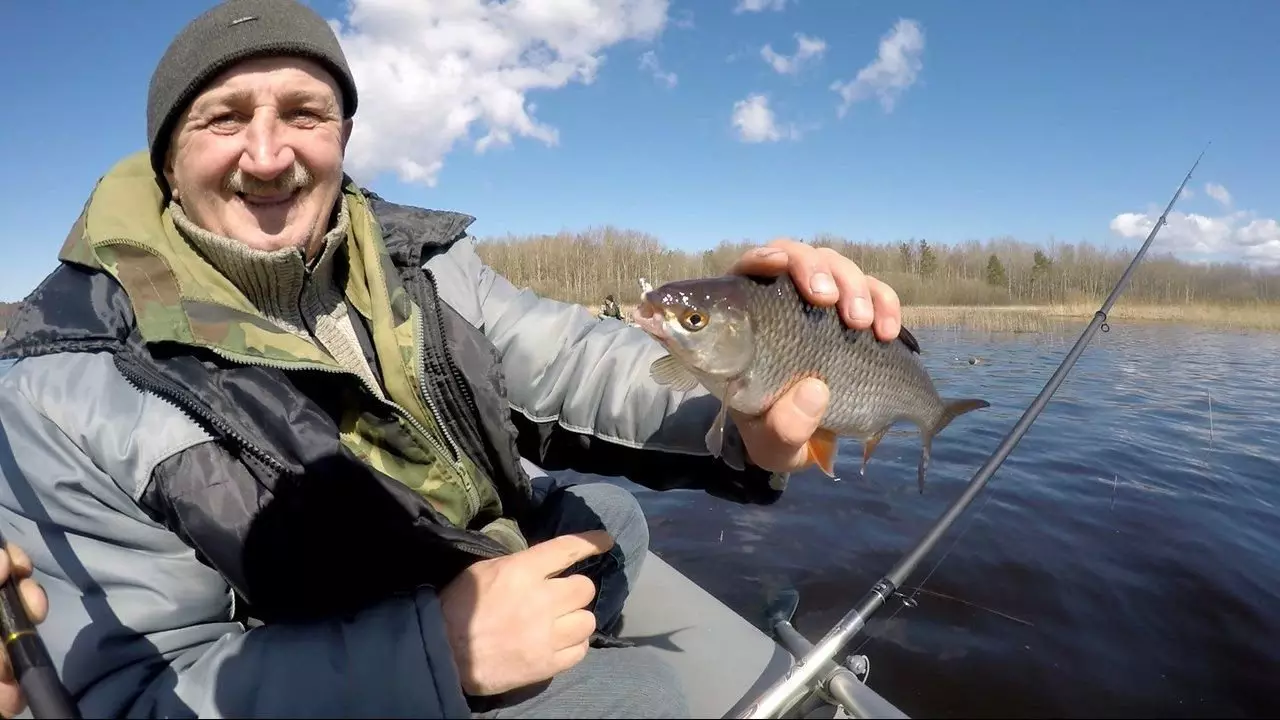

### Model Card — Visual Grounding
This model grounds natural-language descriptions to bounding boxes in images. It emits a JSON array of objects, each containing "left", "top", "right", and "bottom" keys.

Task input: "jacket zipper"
[
  {"left": 115, "top": 358, "right": 286, "bottom": 475},
  {"left": 420, "top": 269, "right": 483, "bottom": 452},
  {"left": 412, "top": 268, "right": 487, "bottom": 516}
]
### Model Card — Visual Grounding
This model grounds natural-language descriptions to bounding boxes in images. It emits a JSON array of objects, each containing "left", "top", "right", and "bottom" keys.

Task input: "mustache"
[{"left": 223, "top": 162, "right": 314, "bottom": 196}]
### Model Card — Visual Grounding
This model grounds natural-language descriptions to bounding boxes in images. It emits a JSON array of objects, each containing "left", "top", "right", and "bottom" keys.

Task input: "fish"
[{"left": 631, "top": 272, "right": 990, "bottom": 493}]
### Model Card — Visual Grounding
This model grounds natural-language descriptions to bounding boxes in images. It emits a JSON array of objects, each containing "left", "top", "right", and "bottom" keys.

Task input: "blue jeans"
[{"left": 471, "top": 479, "right": 689, "bottom": 719}]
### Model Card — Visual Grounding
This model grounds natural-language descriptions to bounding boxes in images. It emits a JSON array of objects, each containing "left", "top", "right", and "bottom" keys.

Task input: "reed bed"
[{"left": 587, "top": 302, "right": 1280, "bottom": 333}]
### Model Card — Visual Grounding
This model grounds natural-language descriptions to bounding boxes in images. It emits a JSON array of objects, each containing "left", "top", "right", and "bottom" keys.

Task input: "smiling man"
[{"left": 0, "top": 1, "right": 904, "bottom": 718}]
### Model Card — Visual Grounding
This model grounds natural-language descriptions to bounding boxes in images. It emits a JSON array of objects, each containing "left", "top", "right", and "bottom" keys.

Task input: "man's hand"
[
  {"left": 439, "top": 530, "right": 614, "bottom": 697},
  {"left": 0, "top": 542, "right": 49, "bottom": 719},
  {"left": 726, "top": 239, "right": 903, "bottom": 474}
]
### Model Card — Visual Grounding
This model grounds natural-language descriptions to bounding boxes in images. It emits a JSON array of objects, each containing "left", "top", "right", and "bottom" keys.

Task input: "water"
[{"left": 562, "top": 321, "right": 1280, "bottom": 719}]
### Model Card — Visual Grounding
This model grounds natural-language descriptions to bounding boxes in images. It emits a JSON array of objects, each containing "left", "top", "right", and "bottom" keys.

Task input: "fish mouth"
[{"left": 632, "top": 293, "right": 668, "bottom": 341}]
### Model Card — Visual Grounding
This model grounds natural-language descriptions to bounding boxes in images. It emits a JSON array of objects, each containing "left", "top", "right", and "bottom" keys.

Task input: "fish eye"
[{"left": 679, "top": 310, "right": 708, "bottom": 332}]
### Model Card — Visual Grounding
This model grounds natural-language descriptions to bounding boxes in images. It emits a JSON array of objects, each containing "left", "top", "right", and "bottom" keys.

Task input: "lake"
[{"left": 562, "top": 320, "right": 1280, "bottom": 719}]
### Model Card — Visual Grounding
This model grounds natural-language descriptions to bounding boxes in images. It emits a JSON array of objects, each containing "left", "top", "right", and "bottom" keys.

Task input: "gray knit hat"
[{"left": 147, "top": 0, "right": 359, "bottom": 180}]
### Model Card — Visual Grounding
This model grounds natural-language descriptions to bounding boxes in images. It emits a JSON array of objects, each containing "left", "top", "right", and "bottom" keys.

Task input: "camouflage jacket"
[{"left": 0, "top": 152, "right": 784, "bottom": 717}]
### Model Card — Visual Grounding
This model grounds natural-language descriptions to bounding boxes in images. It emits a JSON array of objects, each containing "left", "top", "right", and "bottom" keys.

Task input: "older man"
[{"left": 0, "top": 1, "right": 904, "bottom": 718}]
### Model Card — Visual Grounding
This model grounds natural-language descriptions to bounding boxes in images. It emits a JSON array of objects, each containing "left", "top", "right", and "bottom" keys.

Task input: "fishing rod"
[
  {"left": 0, "top": 536, "right": 80, "bottom": 719},
  {"left": 735, "top": 144, "right": 1210, "bottom": 719}
]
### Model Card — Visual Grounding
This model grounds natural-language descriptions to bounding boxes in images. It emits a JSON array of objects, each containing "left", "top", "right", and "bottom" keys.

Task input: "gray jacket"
[{"left": 0, "top": 180, "right": 784, "bottom": 717}]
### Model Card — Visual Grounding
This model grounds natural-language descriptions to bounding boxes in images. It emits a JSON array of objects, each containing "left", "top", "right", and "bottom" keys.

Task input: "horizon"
[{"left": 3, "top": 0, "right": 1278, "bottom": 302}]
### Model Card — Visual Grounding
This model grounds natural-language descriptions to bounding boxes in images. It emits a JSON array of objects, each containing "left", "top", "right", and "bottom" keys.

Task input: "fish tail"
[{"left": 916, "top": 397, "right": 991, "bottom": 494}]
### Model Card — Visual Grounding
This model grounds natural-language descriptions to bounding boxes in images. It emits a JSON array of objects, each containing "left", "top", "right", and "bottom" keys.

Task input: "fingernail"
[
  {"left": 810, "top": 272, "right": 835, "bottom": 296},
  {"left": 754, "top": 247, "right": 785, "bottom": 259},
  {"left": 794, "top": 381, "right": 828, "bottom": 417},
  {"left": 852, "top": 296, "right": 871, "bottom": 321}
]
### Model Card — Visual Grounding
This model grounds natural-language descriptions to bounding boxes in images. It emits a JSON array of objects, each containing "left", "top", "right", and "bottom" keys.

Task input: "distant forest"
[
  {"left": 474, "top": 228, "right": 1280, "bottom": 308},
  {"left": 3, "top": 230, "right": 1274, "bottom": 334}
]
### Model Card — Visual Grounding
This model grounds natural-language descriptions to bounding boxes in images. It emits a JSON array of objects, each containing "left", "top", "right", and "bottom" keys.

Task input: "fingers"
[
  {"left": 867, "top": 276, "right": 902, "bottom": 341},
  {"left": 526, "top": 530, "right": 615, "bottom": 578},
  {"left": 726, "top": 244, "right": 789, "bottom": 277},
  {"left": 729, "top": 239, "right": 902, "bottom": 339},
  {"left": 0, "top": 682, "right": 23, "bottom": 720},
  {"left": 0, "top": 545, "right": 47, "bottom": 626},
  {"left": 733, "top": 378, "right": 829, "bottom": 473},
  {"left": 547, "top": 573, "right": 597, "bottom": 613},
  {"left": 738, "top": 239, "right": 842, "bottom": 308},
  {"left": 824, "top": 248, "right": 874, "bottom": 330},
  {"left": 551, "top": 637, "right": 591, "bottom": 675},
  {"left": 551, "top": 607, "right": 597, "bottom": 652},
  {"left": 17, "top": 578, "right": 48, "bottom": 626}
]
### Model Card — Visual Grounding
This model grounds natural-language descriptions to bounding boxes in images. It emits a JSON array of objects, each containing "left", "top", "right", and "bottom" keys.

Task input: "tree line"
[
  {"left": 474, "top": 227, "right": 1280, "bottom": 308},
  {"left": 3, "top": 229, "right": 1273, "bottom": 334}
]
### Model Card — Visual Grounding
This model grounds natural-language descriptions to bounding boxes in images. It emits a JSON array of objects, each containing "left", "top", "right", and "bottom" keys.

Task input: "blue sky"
[{"left": 3, "top": 0, "right": 1278, "bottom": 301}]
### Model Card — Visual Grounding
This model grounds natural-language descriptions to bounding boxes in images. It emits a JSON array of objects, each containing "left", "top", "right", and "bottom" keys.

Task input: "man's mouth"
[{"left": 238, "top": 189, "right": 298, "bottom": 208}]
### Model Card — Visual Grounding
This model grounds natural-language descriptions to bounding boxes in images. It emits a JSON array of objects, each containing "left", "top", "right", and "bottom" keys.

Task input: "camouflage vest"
[{"left": 58, "top": 151, "right": 526, "bottom": 551}]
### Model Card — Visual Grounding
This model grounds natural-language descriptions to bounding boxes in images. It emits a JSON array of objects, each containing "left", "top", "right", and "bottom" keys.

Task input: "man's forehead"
[{"left": 191, "top": 56, "right": 342, "bottom": 109}]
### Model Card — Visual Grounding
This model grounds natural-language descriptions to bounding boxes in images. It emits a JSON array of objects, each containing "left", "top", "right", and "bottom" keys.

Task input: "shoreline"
[{"left": 587, "top": 301, "right": 1280, "bottom": 333}]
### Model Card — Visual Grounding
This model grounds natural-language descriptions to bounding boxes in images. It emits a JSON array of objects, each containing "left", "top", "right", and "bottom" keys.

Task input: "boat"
[
  {"left": 534, "top": 465, "right": 911, "bottom": 720},
  {"left": 605, "top": 500, "right": 911, "bottom": 719}
]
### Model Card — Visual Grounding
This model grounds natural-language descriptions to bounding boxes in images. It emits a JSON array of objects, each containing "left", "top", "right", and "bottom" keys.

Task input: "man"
[
  {"left": 600, "top": 294, "right": 624, "bottom": 321},
  {"left": 0, "top": 1, "right": 904, "bottom": 718}
]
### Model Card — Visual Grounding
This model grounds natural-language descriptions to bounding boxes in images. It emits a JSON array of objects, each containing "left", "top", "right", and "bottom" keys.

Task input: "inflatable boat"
[{"left": 614, "top": 536, "right": 911, "bottom": 719}]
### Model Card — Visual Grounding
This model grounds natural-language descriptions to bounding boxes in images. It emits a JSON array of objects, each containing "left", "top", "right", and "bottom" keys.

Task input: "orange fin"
[{"left": 805, "top": 428, "right": 839, "bottom": 477}]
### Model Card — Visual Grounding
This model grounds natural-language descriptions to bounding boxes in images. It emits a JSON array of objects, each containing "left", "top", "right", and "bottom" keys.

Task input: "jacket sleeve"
[
  {"left": 447, "top": 238, "right": 787, "bottom": 505},
  {"left": 0, "top": 353, "right": 471, "bottom": 719}
]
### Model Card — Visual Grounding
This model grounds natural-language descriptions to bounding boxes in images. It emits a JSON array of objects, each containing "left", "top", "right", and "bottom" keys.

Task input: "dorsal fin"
[{"left": 897, "top": 325, "right": 921, "bottom": 354}]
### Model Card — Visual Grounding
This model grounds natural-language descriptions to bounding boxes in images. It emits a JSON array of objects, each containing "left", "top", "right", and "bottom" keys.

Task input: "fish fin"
[
  {"left": 897, "top": 325, "right": 922, "bottom": 354},
  {"left": 704, "top": 400, "right": 730, "bottom": 457},
  {"left": 860, "top": 426, "right": 891, "bottom": 477},
  {"left": 916, "top": 398, "right": 991, "bottom": 493},
  {"left": 936, "top": 398, "right": 991, "bottom": 433},
  {"left": 917, "top": 438, "right": 931, "bottom": 495},
  {"left": 649, "top": 354, "right": 700, "bottom": 392},
  {"left": 805, "top": 428, "right": 839, "bottom": 478}
]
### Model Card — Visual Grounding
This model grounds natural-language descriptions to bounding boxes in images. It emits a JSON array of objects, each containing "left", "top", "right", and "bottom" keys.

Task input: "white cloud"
[
  {"left": 1109, "top": 205, "right": 1280, "bottom": 266},
  {"left": 331, "top": 0, "right": 670, "bottom": 187},
  {"left": 731, "top": 93, "right": 799, "bottom": 143},
  {"left": 830, "top": 18, "right": 925, "bottom": 117},
  {"left": 761, "top": 33, "right": 826, "bottom": 75},
  {"left": 639, "top": 50, "right": 678, "bottom": 88},
  {"left": 1205, "top": 182, "right": 1232, "bottom": 208},
  {"left": 734, "top": 0, "right": 789, "bottom": 13}
]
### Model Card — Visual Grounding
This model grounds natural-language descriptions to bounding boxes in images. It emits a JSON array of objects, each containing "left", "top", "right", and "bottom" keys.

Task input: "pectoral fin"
[
  {"left": 649, "top": 354, "right": 700, "bottom": 392},
  {"left": 705, "top": 401, "right": 729, "bottom": 457},
  {"left": 860, "top": 426, "right": 890, "bottom": 477},
  {"left": 704, "top": 378, "right": 743, "bottom": 459},
  {"left": 805, "top": 428, "right": 840, "bottom": 478}
]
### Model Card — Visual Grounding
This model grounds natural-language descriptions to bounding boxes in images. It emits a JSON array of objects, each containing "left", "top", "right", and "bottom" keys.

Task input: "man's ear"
[
  {"left": 163, "top": 137, "right": 181, "bottom": 201},
  {"left": 341, "top": 118, "right": 353, "bottom": 152}
]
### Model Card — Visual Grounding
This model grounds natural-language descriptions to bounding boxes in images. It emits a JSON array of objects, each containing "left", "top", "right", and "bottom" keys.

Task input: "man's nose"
[{"left": 239, "top": 109, "right": 296, "bottom": 180}]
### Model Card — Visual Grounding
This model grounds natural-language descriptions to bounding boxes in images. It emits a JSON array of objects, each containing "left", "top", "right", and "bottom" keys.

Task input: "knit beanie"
[{"left": 146, "top": 0, "right": 359, "bottom": 180}]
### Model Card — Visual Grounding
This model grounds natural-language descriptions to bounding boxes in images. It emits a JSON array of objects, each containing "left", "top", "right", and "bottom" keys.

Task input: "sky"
[{"left": 2, "top": 0, "right": 1278, "bottom": 301}]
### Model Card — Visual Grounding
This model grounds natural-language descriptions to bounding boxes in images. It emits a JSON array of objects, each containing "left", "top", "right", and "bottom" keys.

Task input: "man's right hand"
[{"left": 439, "top": 530, "right": 614, "bottom": 697}]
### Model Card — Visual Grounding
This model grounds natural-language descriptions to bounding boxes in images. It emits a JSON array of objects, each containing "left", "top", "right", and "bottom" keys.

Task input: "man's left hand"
[{"left": 725, "top": 239, "right": 903, "bottom": 475}]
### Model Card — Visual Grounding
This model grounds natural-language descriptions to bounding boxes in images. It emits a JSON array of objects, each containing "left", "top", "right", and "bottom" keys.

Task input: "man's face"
[{"left": 165, "top": 56, "right": 352, "bottom": 254}]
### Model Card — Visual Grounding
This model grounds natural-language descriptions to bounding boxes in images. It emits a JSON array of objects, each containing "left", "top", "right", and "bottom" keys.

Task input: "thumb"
[
  {"left": 735, "top": 378, "right": 829, "bottom": 472},
  {"left": 526, "top": 530, "right": 615, "bottom": 578}
]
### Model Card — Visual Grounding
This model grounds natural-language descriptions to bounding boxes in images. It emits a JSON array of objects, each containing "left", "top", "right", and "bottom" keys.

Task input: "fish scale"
[
  {"left": 731, "top": 276, "right": 945, "bottom": 434},
  {"left": 634, "top": 272, "right": 989, "bottom": 492}
]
